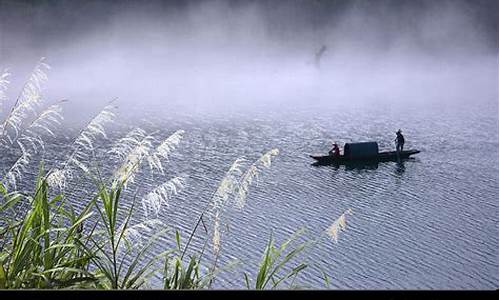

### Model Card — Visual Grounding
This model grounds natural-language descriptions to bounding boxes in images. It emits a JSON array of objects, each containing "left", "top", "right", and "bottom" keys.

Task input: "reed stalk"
[{"left": 0, "top": 59, "right": 351, "bottom": 290}]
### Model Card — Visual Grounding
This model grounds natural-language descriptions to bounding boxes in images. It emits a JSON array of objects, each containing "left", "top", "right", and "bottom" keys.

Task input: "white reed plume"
[
  {"left": 15, "top": 101, "right": 65, "bottom": 153},
  {"left": 212, "top": 212, "right": 221, "bottom": 255},
  {"left": 210, "top": 157, "right": 246, "bottom": 213},
  {"left": 119, "top": 218, "right": 167, "bottom": 251},
  {"left": 0, "top": 70, "right": 10, "bottom": 113},
  {"left": 46, "top": 168, "right": 67, "bottom": 191},
  {"left": 147, "top": 130, "right": 185, "bottom": 174},
  {"left": 207, "top": 157, "right": 245, "bottom": 255},
  {"left": 47, "top": 169, "right": 69, "bottom": 190},
  {"left": 326, "top": 209, "right": 353, "bottom": 243},
  {"left": 47, "top": 104, "right": 116, "bottom": 189},
  {"left": 208, "top": 150, "right": 278, "bottom": 255},
  {"left": 234, "top": 148, "right": 279, "bottom": 209},
  {"left": 141, "top": 176, "right": 187, "bottom": 218},
  {"left": 3, "top": 151, "right": 31, "bottom": 189},
  {"left": 48, "top": 155, "right": 92, "bottom": 190},
  {"left": 108, "top": 128, "right": 148, "bottom": 161},
  {"left": 73, "top": 104, "right": 116, "bottom": 153},
  {"left": 111, "top": 129, "right": 185, "bottom": 187},
  {"left": 0, "top": 59, "right": 49, "bottom": 144},
  {"left": 112, "top": 131, "right": 156, "bottom": 186}
]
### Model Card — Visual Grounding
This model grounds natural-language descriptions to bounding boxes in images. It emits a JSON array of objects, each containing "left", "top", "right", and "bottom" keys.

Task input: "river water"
[{"left": 2, "top": 97, "right": 498, "bottom": 289}]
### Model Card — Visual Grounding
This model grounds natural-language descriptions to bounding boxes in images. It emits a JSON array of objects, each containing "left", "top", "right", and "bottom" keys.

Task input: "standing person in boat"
[
  {"left": 395, "top": 129, "right": 405, "bottom": 153},
  {"left": 329, "top": 142, "right": 341, "bottom": 158}
]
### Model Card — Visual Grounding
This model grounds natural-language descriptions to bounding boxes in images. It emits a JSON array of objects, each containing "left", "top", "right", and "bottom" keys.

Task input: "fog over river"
[{"left": 0, "top": 0, "right": 497, "bottom": 289}]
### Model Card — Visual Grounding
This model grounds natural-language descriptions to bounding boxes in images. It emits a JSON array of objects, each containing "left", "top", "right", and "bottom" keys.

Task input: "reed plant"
[
  {"left": 0, "top": 59, "right": 354, "bottom": 289},
  {"left": 0, "top": 164, "right": 96, "bottom": 288}
]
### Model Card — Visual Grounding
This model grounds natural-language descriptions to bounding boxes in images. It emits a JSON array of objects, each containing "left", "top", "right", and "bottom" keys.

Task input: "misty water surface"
[
  {"left": 4, "top": 99, "right": 497, "bottom": 289},
  {"left": 0, "top": 0, "right": 498, "bottom": 290}
]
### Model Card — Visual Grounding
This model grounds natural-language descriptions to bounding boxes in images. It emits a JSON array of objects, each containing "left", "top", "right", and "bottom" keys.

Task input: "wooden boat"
[{"left": 310, "top": 142, "right": 420, "bottom": 166}]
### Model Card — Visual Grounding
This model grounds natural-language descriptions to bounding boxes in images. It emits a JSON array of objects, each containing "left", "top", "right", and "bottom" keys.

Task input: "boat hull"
[{"left": 310, "top": 150, "right": 420, "bottom": 166}]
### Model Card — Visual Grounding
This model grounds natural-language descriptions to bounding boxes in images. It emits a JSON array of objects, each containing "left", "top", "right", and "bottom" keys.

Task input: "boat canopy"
[{"left": 344, "top": 142, "right": 379, "bottom": 159}]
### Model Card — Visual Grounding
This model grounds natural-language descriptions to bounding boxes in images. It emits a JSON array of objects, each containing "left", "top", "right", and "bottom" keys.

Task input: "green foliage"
[
  {"left": 244, "top": 228, "right": 310, "bottom": 290},
  {"left": 0, "top": 164, "right": 326, "bottom": 290},
  {"left": 80, "top": 181, "right": 171, "bottom": 289},
  {"left": 0, "top": 164, "right": 95, "bottom": 288},
  {"left": 0, "top": 60, "right": 329, "bottom": 290},
  {"left": 0, "top": 166, "right": 175, "bottom": 289},
  {"left": 162, "top": 231, "right": 203, "bottom": 289},
  {"left": 161, "top": 230, "right": 235, "bottom": 290}
]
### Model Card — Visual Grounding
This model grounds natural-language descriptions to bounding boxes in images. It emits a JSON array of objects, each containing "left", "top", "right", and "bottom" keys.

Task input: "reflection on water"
[
  {"left": 312, "top": 160, "right": 380, "bottom": 170},
  {"left": 344, "top": 161, "right": 379, "bottom": 171},
  {"left": 395, "top": 161, "right": 406, "bottom": 176},
  {"left": 320, "top": 158, "right": 411, "bottom": 174}
]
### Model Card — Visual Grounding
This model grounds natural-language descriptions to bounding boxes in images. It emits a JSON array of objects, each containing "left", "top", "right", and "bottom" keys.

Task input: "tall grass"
[
  {"left": 0, "top": 60, "right": 354, "bottom": 289},
  {"left": 0, "top": 164, "right": 95, "bottom": 288}
]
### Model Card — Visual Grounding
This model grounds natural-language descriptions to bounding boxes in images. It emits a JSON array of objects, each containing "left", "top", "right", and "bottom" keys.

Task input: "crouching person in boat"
[
  {"left": 329, "top": 142, "right": 341, "bottom": 158},
  {"left": 395, "top": 129, "right": 405, "bottom": 153}
]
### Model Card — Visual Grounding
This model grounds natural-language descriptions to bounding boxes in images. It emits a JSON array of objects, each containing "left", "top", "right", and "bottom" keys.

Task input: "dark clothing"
[
  {"left": 329, "top": 145, "right": 340, "bottom": 157},
  {"left": 333, "top": 147, "right": 340, "bottom": 157},
  {"left": 395, "top": 132, "right": 405, "bottom": 152},
  {"left": 396, "top": 133, "right": 405, "bottom": 144},
  {"left": 396, "top": 142, "right": 404, "bottom": 152}
]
